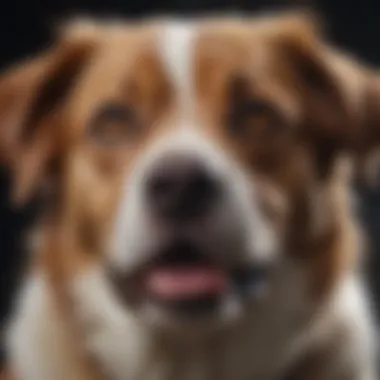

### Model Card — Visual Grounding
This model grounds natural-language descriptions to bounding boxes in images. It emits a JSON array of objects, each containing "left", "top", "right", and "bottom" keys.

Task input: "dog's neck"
[
  {"left": 67, "top": 262, "right": 314, "bottom": 380},
  {"left": 8, "top": 253, "right": 358, "bottom": 380}
]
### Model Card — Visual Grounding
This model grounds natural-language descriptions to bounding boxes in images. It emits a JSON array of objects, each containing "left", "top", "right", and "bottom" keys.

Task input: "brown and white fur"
[{"left": 0, "top": 12, "right": 379, "bottom": 380}]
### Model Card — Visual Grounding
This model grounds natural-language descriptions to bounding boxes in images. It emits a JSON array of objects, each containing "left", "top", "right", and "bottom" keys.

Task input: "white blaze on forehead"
[{"left": 159, "top": 21, "right": 198, "bottom": 119}]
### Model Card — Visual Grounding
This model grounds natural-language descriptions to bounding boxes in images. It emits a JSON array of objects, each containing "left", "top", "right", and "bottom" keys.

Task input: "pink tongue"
[{"left": 146, "top": 267, "right": 227, "bottom": 300}]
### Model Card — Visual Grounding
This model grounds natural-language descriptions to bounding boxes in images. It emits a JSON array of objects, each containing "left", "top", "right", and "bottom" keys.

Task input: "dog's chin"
[
  {"left": 108, "top": 240, "right": 271, "bottom": 330},
  {"left": 136, "top": 293, "right": 243, "bottom": 333}
]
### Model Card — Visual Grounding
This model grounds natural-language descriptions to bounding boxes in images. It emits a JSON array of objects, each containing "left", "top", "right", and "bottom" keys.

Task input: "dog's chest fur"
[{"left": 7, "top": 262, "right": 328, "bottom": 380}]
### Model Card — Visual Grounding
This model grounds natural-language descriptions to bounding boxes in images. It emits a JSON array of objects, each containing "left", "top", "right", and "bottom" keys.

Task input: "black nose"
[{"left": 146, "top": 153, "right": 221, "bottom": 222}]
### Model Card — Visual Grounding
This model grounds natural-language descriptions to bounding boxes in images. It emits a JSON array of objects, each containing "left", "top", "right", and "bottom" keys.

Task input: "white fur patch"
[
  {"left": 330, "top": 276, "right": 378, "bottom": 380},
  {"left": 7, "top": 276, "right": 85, "bottom": 380},
  {"left": 160, "top": 21, "right": 197, "bottom": 117}
]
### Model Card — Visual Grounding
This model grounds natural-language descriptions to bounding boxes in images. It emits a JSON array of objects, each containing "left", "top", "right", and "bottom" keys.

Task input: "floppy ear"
[
  {"left": 0, "top": 25, "right": 96, "bottom": 206},
  {"left": 309, "top": 49, "right": 380, "bottom": 185},
  {"left": 273, "top": 14, "right": 371, "bottom": 178}
]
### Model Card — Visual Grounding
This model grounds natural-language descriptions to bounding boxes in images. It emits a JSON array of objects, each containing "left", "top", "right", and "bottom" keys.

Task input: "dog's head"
[{"left": 1, "top": 13, "right": 379, "bottom": 329}]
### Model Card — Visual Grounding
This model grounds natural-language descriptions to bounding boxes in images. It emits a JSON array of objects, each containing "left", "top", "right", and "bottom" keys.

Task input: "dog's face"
[{"left": 1, "top": 14, "right": 379, "bottom": 329}]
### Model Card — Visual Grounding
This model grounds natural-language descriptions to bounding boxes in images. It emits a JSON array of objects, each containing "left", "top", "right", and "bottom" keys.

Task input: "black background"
[{"left": 1, "top": 0, "right": 380, "bottom": 364}]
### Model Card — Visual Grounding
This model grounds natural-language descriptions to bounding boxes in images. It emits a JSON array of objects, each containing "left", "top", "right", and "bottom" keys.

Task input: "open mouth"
[
  {"left": 110, "top": 239, "right": 270, "bottom": 318},
  {"left": 147, "top": 241, "right": 226, "bottom": 300},
  {"left": 144, "top": 241, "right": 227, "bottom": 316}
]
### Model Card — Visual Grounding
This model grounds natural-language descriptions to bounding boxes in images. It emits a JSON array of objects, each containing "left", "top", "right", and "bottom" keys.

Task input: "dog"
[{"left": 0, "top": 11, "right": 378, "bottom": 380}]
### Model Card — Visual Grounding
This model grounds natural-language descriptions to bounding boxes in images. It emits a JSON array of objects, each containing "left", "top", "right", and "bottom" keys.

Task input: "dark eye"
[
  {"left": 89, "top": 103, "right": 139, "bottom": 145},
  {"left": 227, "top": 100, "right": 275, "bottom": 136}
]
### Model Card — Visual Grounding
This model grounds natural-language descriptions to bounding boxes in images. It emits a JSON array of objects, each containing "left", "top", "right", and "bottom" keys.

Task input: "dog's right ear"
[{"left": 0, "top": 21, "right": 98, "bottom": 206}]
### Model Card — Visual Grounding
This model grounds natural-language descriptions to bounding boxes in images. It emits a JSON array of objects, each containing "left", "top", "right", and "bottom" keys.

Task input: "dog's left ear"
[
  {"left": 0, "top": 22, "right": 98, "bottom": 206},
  {"left": 272, "top": 13, "right": 380, "bottom": 182},
  {"left": 272, "top": 14, "right": 358, "bottom": 152},
  {"left": 325, "top": 54, "right": 380, "bottom": 185}
]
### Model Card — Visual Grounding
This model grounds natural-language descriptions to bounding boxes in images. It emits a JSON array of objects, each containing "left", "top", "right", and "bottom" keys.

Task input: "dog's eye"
[
  {"left": 227, "top": 100, "right": 277, "bottom": 137},
  {"left": 89, "top": 103, "right": 139, "bottom": 145}
]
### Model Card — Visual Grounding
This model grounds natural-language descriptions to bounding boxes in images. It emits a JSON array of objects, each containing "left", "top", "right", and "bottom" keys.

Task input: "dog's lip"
[
  {"left": 109, "top": 239, "right": 271, "bottom": 309},
  {"left": 141, "top": 240, "right": 228, "bottom": 301}
]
